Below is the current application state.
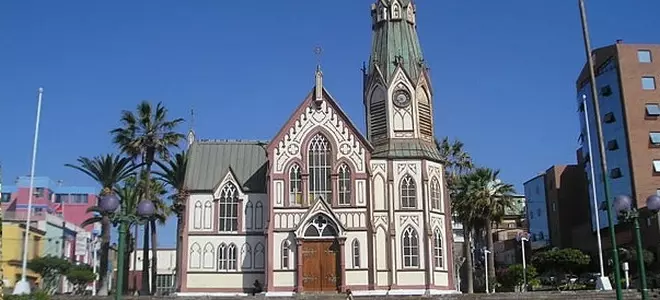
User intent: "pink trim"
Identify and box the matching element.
[283,158,304,207]
[296,239,303,291]
[339,239,346,292]
[181,195,191,292]
[330,173,339,207]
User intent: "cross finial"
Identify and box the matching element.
[314,46,323,68]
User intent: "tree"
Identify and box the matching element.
[532,248,591,276]
[64,154,139,296]
[115,176,143,294]
[497,264,537,292]
[463,167,516,292]
[146,177,170,295]
[66,264,96,295]
[435,137,474,293]
[27,256,71,294]
[111,100,184,294]
[154,150,188,291]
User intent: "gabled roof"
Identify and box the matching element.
[267,85,373,154]
[185,140,268,193]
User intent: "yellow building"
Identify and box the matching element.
[2,221,45,290]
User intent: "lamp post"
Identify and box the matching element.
[483,248,491,294]
[91,228,101,296]
[613,194,651,300]
[98,194,155,300]
[516,232,530,292]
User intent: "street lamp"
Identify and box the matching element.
[613,194,652,300]
[98,194,155,300]
[91,228,101,296]
[483,248,491,294]
[516,232,530,292]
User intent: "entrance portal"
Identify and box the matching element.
[299,214,341,292]
[301,240,340,292]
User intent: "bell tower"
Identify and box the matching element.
[364,0,440,161]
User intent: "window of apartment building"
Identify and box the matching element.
[607,139,619,150]
[1,192,11,202]
[653,160,660,173]
[70,194,88,204]
[600,85,613,97]
[650,132,660,145]
[604,112,616,123]
[646,104,660,116]
[638,50,652,63]
[34,187,44,197]
[642,76,656,90]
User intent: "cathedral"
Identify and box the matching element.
[179,0,456,296]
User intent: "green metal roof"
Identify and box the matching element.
[185,140,268,193]
[371,138,443,162]
[369,0,425,84]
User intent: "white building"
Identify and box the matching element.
[180,0,456,296]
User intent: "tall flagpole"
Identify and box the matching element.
[14,87,44,295]
[582,95,610,290]
[578,1,623,299]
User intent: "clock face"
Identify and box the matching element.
[393,90,411,107]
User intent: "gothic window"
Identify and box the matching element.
[254,243,265,269]
[304,215,337,237]
[352,239,361,268]
[241,243,252,269]
[193,202,202,229]
[255,202,263,229]
[203,201,212,229]
[402,226,419,268]
[281,240,291,269]
[218,183,239,232]
[227,243,238,271]
[245,201,253,230]
[217,243,227,270]
[430,178,441,210]
[289,164,303,205]
[202,243,214,269]
[392,3,401,18]
[308,134,332,203]
[189,243,201,269]
[369,88,387,139]
[434,228,444,269]
[400,175,417,209]
[338,164,351,205]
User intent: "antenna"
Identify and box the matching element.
[314,46,323,67]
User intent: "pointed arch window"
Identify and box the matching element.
[202,243,215,269]
[254,243,265,269]
[255,202,263,229]
[352,239,361,268]
[400,175,417,209]
[281,240,291,269]
[392,3,401,18]
[241,243,252,269]
[308,134,332,203]
[203,201,212,229]
[189,243,201,269]
[402,226,419,268]
[193,202,202,229]
[217,243,227,270]
[434,228,444,269]
[218,183,239,232]
[430,178,441,210]
[289,164,303,206]
[245,201,254,230]
[338,164,351,205]
[227,243,238,271]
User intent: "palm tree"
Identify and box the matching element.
[146,177,170,295]
[110,100,184,294]
[115,176,142,294]
[458,167,516,293]
[436,137,474,292]
[154,151,188,292]
[66,154,139,296]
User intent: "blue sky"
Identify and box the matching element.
[2,0,660,248]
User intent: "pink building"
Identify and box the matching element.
[1,176,98,231]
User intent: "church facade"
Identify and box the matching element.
[179,0,456,296]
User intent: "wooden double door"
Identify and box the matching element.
[301,240,340,292]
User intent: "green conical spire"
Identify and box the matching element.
[368,0,425,84]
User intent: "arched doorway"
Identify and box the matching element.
[299,214,341,292]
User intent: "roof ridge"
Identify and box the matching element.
[197,139,270,145]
